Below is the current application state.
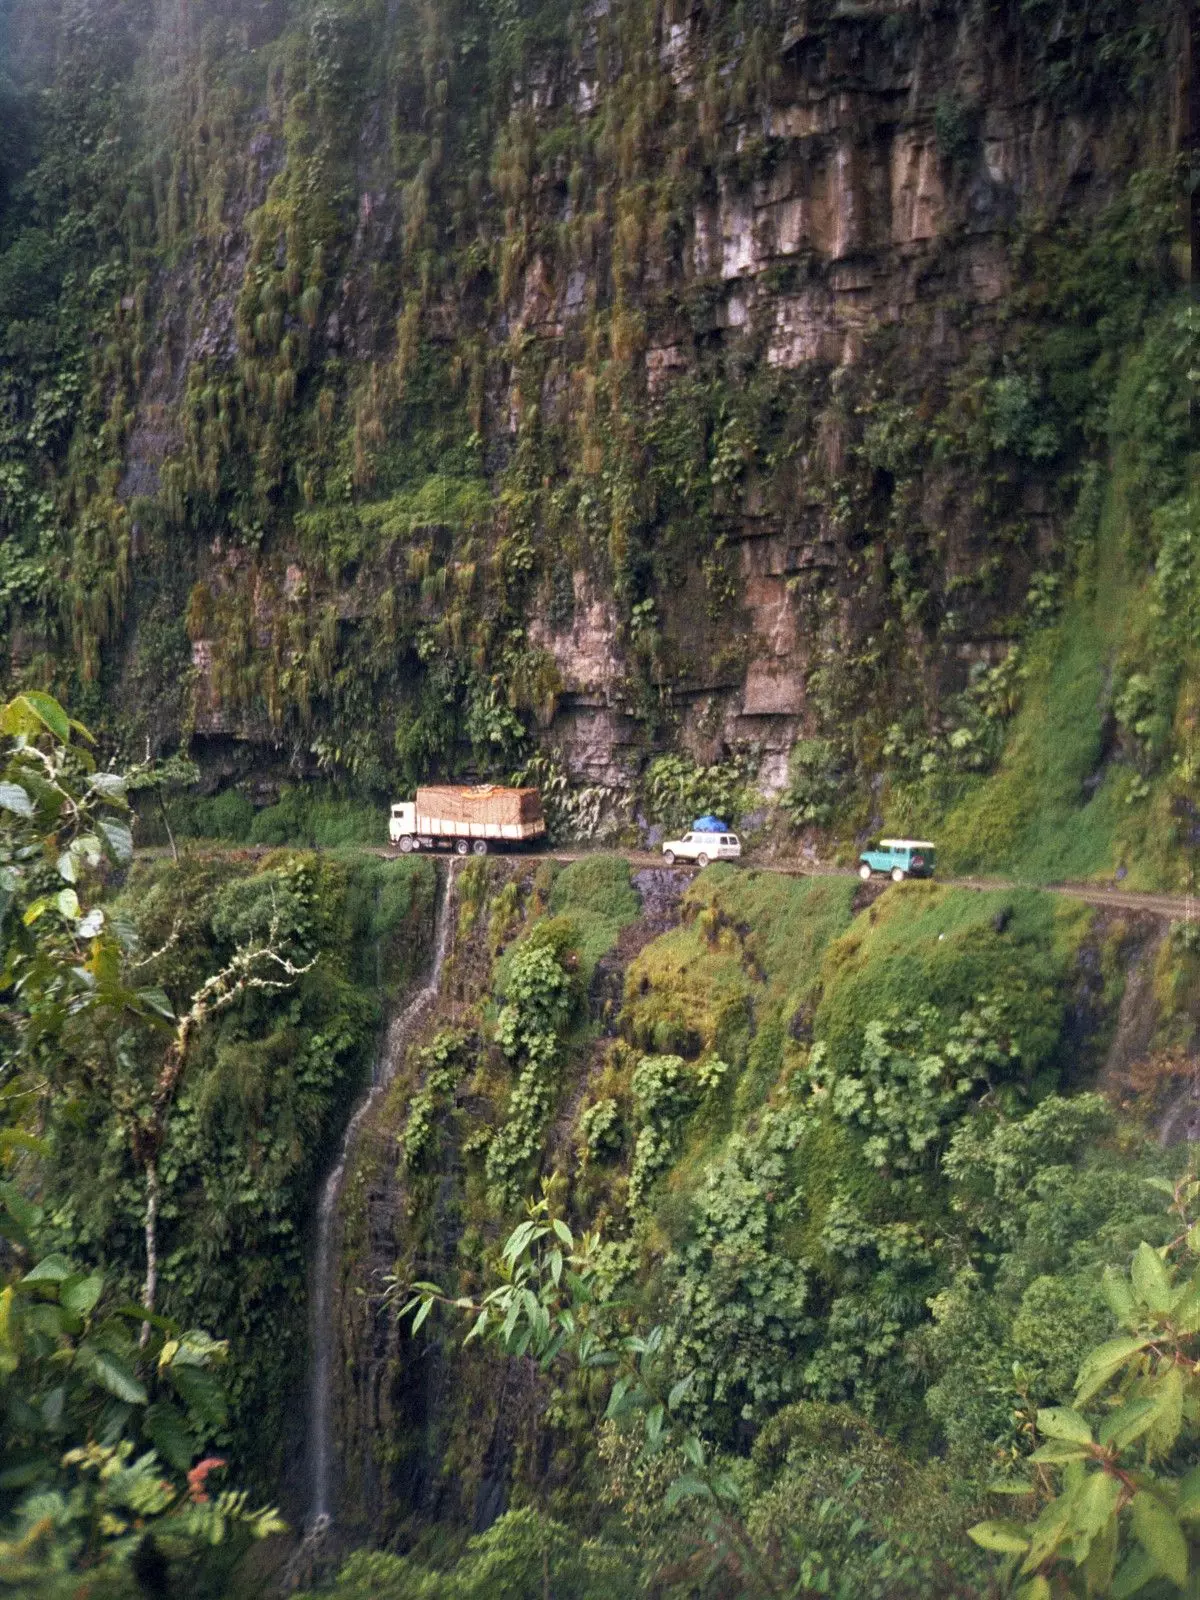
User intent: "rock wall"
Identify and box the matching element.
[0,0,1186,797]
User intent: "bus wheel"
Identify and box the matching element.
[472,840,488,856]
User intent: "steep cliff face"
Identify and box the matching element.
[0,0,1189,828]
[313,851,1177,1560]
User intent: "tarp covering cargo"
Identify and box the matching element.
[415,786,544,829]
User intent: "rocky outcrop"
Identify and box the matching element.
[34,0,1180,788]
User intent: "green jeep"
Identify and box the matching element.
[858,838,936,883]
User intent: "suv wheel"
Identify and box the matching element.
[697,852,710,867]
[891,866,906,882]
[663,850,675,865]
[858,863,871,880]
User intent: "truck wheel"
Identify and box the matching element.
[697,852,710,868]
[472,840,488,856]
[455,839,470,856]
[859,863,872,880]
[663,850,675,865]
[399,835,415,854]
[891,867,906,883]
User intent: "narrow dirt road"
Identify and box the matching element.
[135,843,1200,922]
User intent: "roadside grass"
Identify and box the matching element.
[814,881,1092,1080]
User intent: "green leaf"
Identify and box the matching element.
[1143,1178,1176,1196]
[168,1361,227,1427]
[59,1273,104,1319]
[1076,1336,1152,1404]
[1076,1468,1122,1539]
[604,1377,631,1421]
[1037,1406,1093,1444]
[1030,1439,1093,1464]
[89,772,127,800]
[1015,1579,1051,1600]
[663,1473,709,1511]
[137,988,175,1021]
[1178,1465,1200,1520]
[4,692,71,744]
[552,1218,573,1247]
[1130,1492,1188,1586]
[412,1298,432,1333]
[55,887,79,921]
[98,820,133,864]
[968,1520,1031,1555]
[668,1373,693,1411]
[1111,1544,1158,1600]
[1098,1397,1157,1453]
[22,897,50,926]
[463,1309,490,1345]
[81,1344,148,1405]
[1130,1242,1173,1314]
[1102,1264,1135,1323]
[22,1255,73,1285]
[1022,1495,1073,1573]
[0,783,33,818]
[144,1401,196,1472]
[1146,1362,1185,1458]
[645,1403,665,1449]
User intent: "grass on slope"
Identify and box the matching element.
[939,294,1198,889]
[621,866,857,1072]
[939,484,1134,883]
[814,880,1092,1080]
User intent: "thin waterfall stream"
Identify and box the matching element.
[299,862,456,1548]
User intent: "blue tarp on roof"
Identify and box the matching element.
[693,815,729,832]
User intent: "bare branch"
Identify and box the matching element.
[127,920,182,973]
[137,927,318,1329]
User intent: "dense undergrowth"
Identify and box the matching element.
[0,0,1191,886]
[2,0,1199,1593]
[44,846,435,1491]
[304,853,1200,1597]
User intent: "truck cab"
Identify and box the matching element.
[389,802,417,844]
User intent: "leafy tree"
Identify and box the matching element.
[0,692,286,1590]
[970,1177,1200,1597]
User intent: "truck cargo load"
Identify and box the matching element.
[389,785,546,854]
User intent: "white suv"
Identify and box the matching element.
[661,831,741,866]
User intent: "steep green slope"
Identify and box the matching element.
[937,293,1199,885]
[0,0,1188,878]
[42,848,436,1493]
[307,854,1187,1597]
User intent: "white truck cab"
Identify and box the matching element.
[661,831,741,866]
[389,802,417,844]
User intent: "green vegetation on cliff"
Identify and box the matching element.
[2,0,1198,1594]
[312,852,1199,1598]
[0,0,1191,886]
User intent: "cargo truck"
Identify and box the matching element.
[389,785,547,855]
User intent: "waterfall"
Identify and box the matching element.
[304,862,456,1532]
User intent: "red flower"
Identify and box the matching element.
[186,1457,227,1503]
